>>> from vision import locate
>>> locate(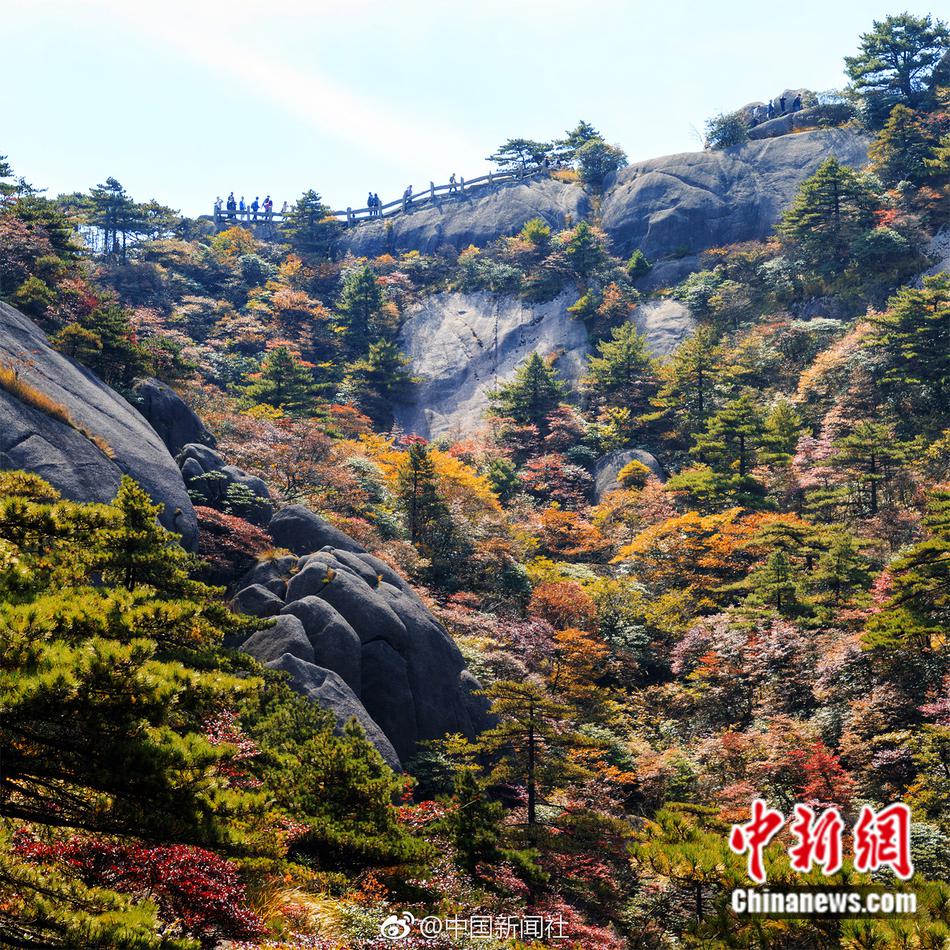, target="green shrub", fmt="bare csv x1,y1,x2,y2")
625,249,653,279
704,111,749,149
